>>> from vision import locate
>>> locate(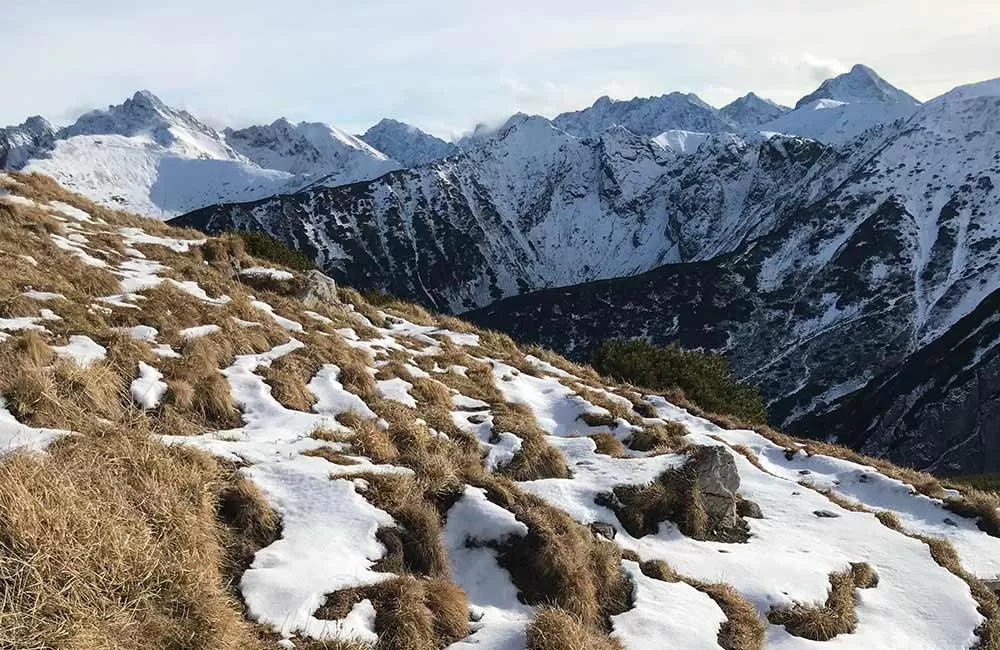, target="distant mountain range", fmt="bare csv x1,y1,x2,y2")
165,68,1000,474
3,64,921,218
